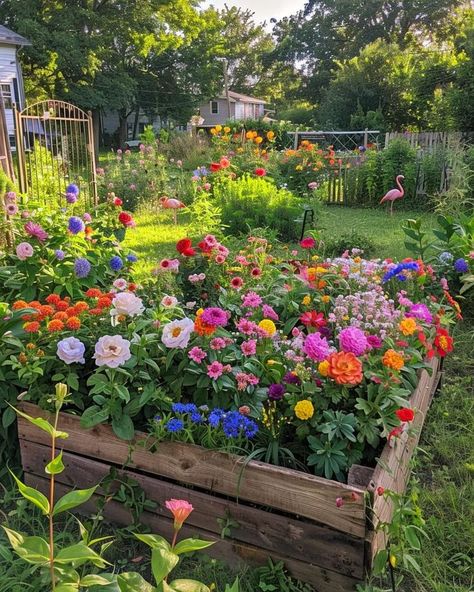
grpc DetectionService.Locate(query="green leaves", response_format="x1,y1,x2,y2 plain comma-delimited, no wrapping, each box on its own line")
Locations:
45,451,65,475
173,538,215,555
164,580,211,592
10,472,50,514
2,527,50,564
117,572,155,592
12,405,69,439
53,486,98,516
151,547,179,583
55,542,109,568
134,533,170,550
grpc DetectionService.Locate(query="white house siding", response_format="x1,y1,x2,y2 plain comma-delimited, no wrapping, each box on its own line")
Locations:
199,99,235,126
0,43,21,141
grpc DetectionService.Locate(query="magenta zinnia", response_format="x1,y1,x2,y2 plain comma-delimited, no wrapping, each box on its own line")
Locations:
201,307,228,327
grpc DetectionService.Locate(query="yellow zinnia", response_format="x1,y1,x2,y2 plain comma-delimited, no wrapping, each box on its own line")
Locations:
318,360,330,377
267,130,275,140
294,400,314,420
258,319,276,336
302,295,311,306
399,317,417,336
223,126,231,133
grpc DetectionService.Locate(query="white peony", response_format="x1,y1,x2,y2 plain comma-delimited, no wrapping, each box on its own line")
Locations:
161,318,194,349
111,292,144,317
93,335,131,368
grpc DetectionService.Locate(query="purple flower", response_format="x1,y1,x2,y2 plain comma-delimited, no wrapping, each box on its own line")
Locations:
5,191,16,203
407,303,433,324
338,326,368,356
242,291,262,308
57,336,85,364
262,304,279,321
24,221,48,242
83,213,92,222
367,334,382,349
68,216,85,234
303,332,330,361
74,258,91,278
126,253,138,262
5,203,18,215
201,307,228,327
65,192,78,204
283,371,301,385
55,249,65,260
268,383,285,400
110,256,123,271
16,242,34,260
454,258,469,273
66,183,79,195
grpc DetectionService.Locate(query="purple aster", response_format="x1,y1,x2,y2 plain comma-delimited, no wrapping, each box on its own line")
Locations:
201,307,228,327
407,303,433,324
338,326,368,356
74,258,91,278
454,258,469,273
303,332,330,362
55,249,65,260
268,383,285,400
68,216,85,234
24,221,48,242
110,256,123,271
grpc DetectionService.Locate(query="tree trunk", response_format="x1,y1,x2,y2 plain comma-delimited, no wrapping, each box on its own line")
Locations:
132,107,140,139
118,109,128,147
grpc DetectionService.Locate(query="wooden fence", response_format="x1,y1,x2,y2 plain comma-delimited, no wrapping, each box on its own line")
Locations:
384,131,473,151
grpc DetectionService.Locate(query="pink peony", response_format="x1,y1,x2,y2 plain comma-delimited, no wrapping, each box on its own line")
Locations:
303,332,331,361
338,327,368,356
111,292,144,317
93,335,131,368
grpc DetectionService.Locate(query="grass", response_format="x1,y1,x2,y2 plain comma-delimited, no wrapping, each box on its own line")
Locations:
0,205,471,591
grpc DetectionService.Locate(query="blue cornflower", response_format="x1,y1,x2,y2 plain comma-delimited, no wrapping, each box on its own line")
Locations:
153,415,161,422
126,253,138,263
382,261,419,283
66,183,80,195
55,249,65,260
165,418,184,433
454,258,469,273
68,216,85,234
208,408,225,427
74,258,91,278
190,412,204,424
171,403,198,414
439,251,454,264
110,256,123,271
244,419,259,439
221,412,259,439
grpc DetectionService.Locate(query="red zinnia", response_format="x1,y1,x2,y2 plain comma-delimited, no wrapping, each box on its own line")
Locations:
255,168,266,176
85,288,102,298
300,310,327,328
114,197,123,206
45,294,61,306
433,327,454,357
176,238,196,257
198,240,213,254
118,211,133,226
24,321,40,333
66,316,81,330
396,408,415,422
210,162,222,172
300,237,316,249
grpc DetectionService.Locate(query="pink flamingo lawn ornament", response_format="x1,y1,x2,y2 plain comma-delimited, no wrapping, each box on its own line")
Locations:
159,196,185,224
380,175,405,215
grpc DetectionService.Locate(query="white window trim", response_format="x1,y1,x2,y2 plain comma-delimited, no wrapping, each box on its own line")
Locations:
210,100,219,115
0,82,13,110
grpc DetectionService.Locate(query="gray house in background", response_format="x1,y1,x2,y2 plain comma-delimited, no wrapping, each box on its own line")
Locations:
198,90,267,127
0,24,30,147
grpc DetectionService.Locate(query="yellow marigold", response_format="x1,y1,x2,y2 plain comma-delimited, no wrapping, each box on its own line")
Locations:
321,295,331,303
294,400,314,420
210,128,218,135
266,130,275,140
251,130,258,138
315,267,327,274
245,130,254,139
196,308,204,316
215,125,222,132
295,165,303,171
237,147,244,153
254,136,263,144
318,360,330,377
302,295,311,306
223,126,231,133
353,256,362,263
382,349,405,371
399,317,417,336
311,255,319,261
258,319,277,336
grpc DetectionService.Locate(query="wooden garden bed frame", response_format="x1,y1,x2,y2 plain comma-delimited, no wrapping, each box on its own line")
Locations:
18,357,441,591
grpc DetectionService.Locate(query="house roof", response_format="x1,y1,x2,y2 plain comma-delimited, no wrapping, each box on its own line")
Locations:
0,24,31,46
217,90,267,104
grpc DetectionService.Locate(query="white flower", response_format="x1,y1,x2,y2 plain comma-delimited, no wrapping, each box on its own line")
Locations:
113,278,128,291
57,337,85,364
161,295,178,308
161,318,194,349
111,292,144,317
93,335,131,368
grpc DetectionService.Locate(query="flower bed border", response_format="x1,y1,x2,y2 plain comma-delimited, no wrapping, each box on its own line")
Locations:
18,357,441,591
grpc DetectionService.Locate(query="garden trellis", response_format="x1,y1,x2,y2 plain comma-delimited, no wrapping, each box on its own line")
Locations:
14,100,98,209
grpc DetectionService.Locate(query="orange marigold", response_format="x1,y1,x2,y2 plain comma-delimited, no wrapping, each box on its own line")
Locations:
327,351,363,386
65,306,78,317
56,300,69,311
24,321,40,333
47,319,65,333
194,314,216,337
399,317,417,336
53,311,68,321
382,349,405,371
29,301,42,310
74,301,89,313
39,305,55,318
66,316,81,330
12,300,29,310
97,296,112,309
45,294,61,305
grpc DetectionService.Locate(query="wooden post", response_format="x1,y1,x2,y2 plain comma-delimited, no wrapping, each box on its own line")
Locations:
87,110,98,207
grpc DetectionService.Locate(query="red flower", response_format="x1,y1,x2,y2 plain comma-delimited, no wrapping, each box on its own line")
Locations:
118,212,133,226
388,426,403,442
114,197,123,206
254,168,266,176
176,238,196,257
396,407,415,422
377,487,385,496
197,240,213,254
220,157,231,168
210,162,222,172
433,327,454,357
300,237,316,249
45,294,61,306
300,310,327,328
85,288,102,298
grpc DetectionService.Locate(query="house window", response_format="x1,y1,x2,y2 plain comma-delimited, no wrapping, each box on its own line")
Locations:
210,101,219,114
0,83,12,109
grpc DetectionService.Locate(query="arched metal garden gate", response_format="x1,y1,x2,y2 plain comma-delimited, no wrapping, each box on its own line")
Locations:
14,100,98,208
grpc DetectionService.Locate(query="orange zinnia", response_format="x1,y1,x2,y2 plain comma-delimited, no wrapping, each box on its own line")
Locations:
327,351,363,386
382,349,405,371
194,313,216,337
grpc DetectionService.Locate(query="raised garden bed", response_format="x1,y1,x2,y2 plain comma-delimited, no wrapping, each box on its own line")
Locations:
19,357,441,591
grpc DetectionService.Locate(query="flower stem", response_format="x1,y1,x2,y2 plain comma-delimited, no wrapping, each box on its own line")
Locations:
49,408,60,591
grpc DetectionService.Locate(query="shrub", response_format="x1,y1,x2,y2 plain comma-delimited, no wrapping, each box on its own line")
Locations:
322,229,377,258
212,175,303,241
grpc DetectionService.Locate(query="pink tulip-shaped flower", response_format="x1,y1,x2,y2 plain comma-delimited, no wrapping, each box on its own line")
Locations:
165,499,194,530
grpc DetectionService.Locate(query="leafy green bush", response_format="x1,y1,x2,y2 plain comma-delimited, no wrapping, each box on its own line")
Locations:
212,175,303,240
322,229,377,257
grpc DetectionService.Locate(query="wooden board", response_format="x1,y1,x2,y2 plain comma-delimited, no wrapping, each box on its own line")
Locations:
25,473,360,592
20,439,365,578
18,402,367,537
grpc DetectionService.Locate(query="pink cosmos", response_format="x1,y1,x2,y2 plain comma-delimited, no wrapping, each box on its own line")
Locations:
24,221,48,242
161,295,178,308
207,361,224,380
188,346,207,363
217,244,229,257
241,339,257,356
262,304,279,321
210,337,227,350
242,291,262,308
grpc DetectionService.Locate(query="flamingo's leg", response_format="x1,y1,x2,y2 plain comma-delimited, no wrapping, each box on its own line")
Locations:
390,200,393,216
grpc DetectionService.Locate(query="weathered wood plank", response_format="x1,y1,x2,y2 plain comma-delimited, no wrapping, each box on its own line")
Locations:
20,439,365,578
25,473,361,592
18,403,366,537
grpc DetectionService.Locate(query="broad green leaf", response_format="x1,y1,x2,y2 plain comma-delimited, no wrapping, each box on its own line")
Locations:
2,527,49,564
111,413,135,440
117,572,155,592
45,451,65,475
134,533,170,550
55,542,107,567
55,584,79,592
372,549,388,575
53,486,97,516
80,406,110,428
12,405,68,439
151,547,179,583
225,577,240,592
2,406,16,429
166,580,211,592
81,574,114,586
405,525,421,550
10,472,50,514
173,538,215,555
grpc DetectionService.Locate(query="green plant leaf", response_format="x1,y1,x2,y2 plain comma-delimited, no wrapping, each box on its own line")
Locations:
372,549,388,575
224,577,240,592
166,580,211,592
111,413,135,440
151,547,179,584
11,405,68,439
45,451,65,475
173,538,215,555
10,472,50,514
81,574,114,587
134,533,170,550
55,542,107,567
2,527,50,564
405,525,421,550
55,584,79,592
53,486,97,516
117,572,155,592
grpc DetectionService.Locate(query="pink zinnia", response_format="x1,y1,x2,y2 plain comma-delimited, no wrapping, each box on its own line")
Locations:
338,327,368,356
241,339,257,356
165,499,194,529
210,337,227,350
300,237,316,249
236,318,258,335
201,307,228,327
262,304,279,321
207,361,224,380
188,346,207,363
24,221,48,242
242,291,262,308
303,332,330,361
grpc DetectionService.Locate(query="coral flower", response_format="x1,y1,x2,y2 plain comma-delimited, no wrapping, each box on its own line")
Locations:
327,351,363,386
47,319,65,333
300,310,327,329
382,349,405,371
24,321,40,333
165,499,194,530
176,237,196,257
210,162,222,172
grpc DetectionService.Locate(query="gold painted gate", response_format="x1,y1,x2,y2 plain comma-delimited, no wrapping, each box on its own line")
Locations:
14,100,97,208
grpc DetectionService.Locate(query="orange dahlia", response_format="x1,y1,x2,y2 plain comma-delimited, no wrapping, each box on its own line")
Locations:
327,351,363,386
382,349,405,371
